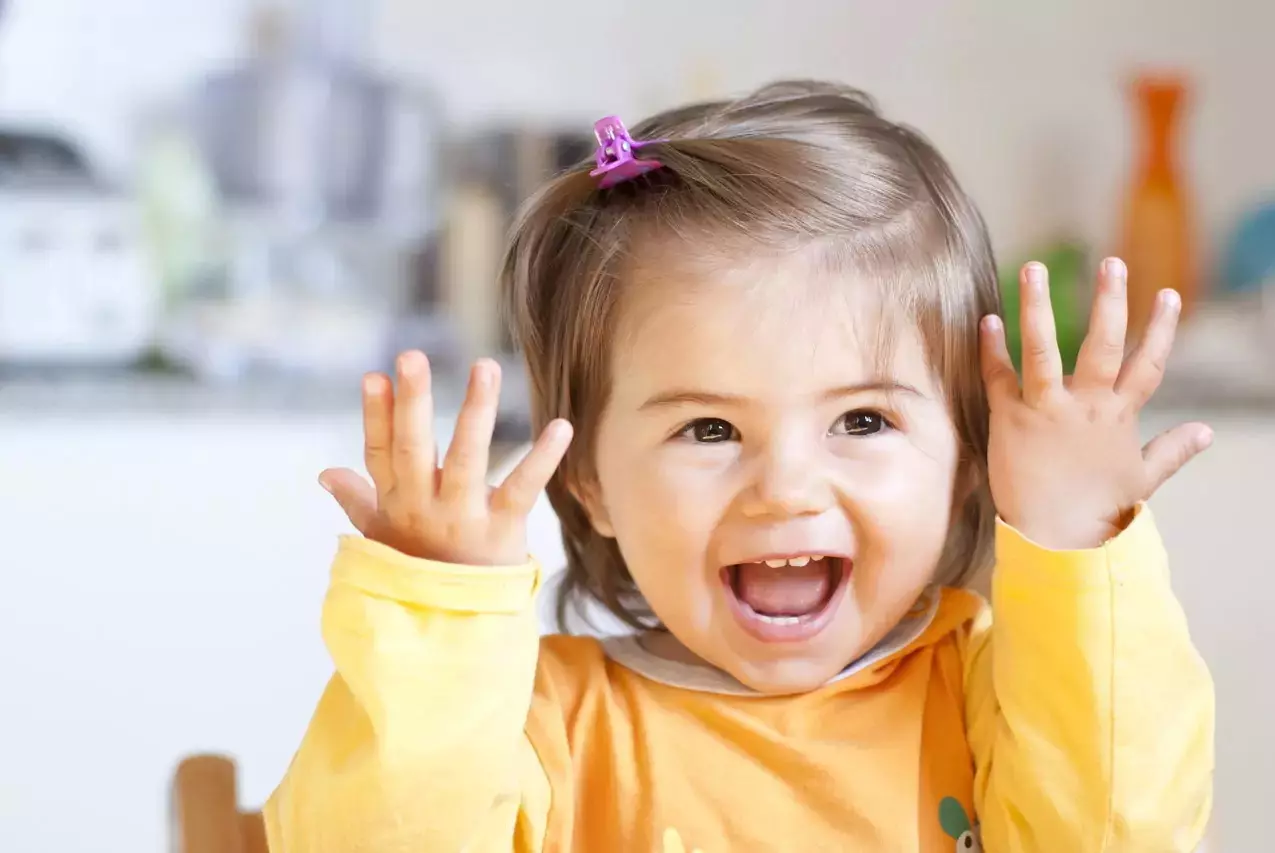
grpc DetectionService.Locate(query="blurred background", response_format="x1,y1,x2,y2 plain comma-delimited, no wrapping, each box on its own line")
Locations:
0,0,1272,850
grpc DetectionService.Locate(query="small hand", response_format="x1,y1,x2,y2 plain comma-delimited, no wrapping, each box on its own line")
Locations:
980,258,1212,550
319,351,573,565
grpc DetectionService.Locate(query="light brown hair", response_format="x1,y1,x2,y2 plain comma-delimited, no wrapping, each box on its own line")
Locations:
501,80,1001,630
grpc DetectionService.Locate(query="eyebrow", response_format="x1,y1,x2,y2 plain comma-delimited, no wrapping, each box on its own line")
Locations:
638,380,925,411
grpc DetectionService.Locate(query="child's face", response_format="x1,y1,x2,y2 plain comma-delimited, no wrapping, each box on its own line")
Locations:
582,247,964,694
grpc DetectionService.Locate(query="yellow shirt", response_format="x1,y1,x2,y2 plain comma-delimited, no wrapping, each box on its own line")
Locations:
264,506,1213,852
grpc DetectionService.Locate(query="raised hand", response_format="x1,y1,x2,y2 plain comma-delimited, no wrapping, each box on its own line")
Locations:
979,257,1212,551
319,351,573,565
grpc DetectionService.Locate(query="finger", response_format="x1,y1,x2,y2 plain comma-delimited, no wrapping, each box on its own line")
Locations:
491,419,575,515
1116,289,1181,407
362,373,395,502
391,351,436,504
1073,257,1128,390
319,468,379,533
440,359,501,500
978,314,1020,408
1142,422,1213,494
1017,261,1064,404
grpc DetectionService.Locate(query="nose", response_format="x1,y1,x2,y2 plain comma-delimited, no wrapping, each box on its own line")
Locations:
739,440,836,520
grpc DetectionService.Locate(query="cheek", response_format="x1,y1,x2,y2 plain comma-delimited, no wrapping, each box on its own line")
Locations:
596,454,731,635
837,440,959,573
595,445,734,563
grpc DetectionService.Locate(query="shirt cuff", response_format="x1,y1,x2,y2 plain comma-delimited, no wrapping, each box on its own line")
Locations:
993,502,1168,591
329,534,543,614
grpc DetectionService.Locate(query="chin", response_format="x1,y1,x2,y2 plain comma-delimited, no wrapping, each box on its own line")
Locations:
711,621,873,695
724,654,857,695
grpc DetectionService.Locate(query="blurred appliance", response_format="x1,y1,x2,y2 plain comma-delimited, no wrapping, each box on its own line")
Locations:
0,130,159,367
155,2,447,382
191,44,439,234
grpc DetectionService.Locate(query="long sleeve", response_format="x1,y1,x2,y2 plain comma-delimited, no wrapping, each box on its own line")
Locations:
963,504,1214,852
263,536,554,853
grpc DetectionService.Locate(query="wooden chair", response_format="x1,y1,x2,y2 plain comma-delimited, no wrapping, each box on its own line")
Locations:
171,754,268,853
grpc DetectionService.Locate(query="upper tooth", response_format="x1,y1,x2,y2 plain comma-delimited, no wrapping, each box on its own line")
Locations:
811,555,824,561
760,556,821,568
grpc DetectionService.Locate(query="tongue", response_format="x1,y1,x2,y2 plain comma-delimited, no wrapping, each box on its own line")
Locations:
734,560,832,616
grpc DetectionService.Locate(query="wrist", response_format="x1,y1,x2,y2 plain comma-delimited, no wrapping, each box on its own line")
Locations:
1001,507,1134,552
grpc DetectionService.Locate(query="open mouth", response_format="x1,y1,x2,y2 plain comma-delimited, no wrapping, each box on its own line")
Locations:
720,555,851,643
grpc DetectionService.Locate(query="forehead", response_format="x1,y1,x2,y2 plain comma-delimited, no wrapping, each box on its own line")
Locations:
611,244,938,402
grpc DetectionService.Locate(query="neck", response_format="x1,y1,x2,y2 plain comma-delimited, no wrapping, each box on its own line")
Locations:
639,630,707,666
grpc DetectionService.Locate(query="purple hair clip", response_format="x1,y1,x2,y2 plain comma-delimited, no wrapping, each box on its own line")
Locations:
589,115,666,188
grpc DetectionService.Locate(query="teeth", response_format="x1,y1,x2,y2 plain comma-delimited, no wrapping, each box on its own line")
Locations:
758,555,823,568
756,614,802,625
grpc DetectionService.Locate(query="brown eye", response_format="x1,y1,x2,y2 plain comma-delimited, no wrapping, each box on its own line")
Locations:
832,410,888,437
681,418,738,443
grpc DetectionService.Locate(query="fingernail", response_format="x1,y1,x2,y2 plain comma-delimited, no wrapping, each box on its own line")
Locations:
981,314,1003,333
1197,425,1214,449
1104,257,1127,290
318,475,333,494
1161,289,1182,312
473,362,490,387
1024,262,1046,290
397,352,416,378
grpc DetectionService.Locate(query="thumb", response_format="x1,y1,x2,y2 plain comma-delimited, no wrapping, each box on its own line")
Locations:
319,468,378,533
1142,422,1213,495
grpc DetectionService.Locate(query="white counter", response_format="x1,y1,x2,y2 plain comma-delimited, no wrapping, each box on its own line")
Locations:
0,400,1267,851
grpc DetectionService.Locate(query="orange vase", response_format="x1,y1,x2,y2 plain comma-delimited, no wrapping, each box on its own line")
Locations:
1119,75,1197,341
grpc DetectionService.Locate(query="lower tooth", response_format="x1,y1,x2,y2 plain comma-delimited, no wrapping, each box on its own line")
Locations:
757,614,801,625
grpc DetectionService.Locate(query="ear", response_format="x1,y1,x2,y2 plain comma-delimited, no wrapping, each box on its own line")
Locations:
567,474,615,538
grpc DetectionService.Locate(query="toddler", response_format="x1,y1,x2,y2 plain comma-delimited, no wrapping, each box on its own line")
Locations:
266,81,1214,852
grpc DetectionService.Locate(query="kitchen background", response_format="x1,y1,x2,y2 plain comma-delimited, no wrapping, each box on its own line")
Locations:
1,0,1272,850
